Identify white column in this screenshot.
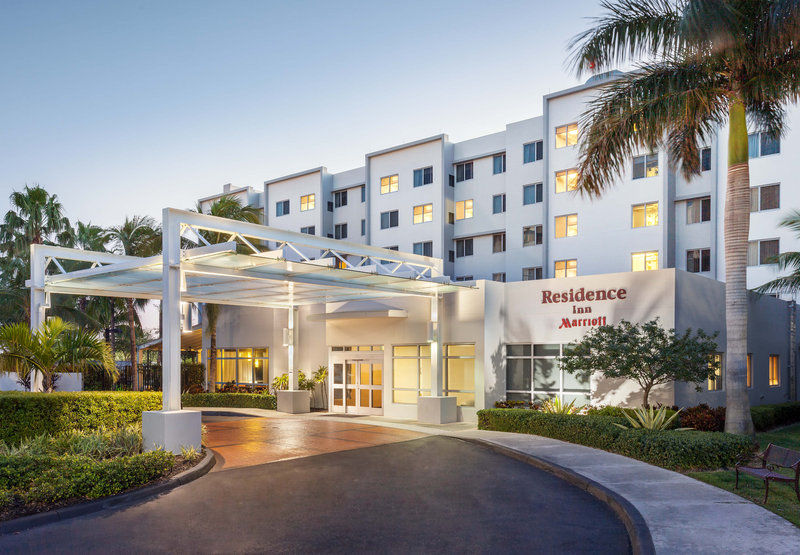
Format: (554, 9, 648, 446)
(288, 306, 298, 390)
(161, 208, 182, 411)
(417, 293, 456, 424)
(29, 244, 47, 392)
(430, 294, 443, 396)
(276, 305, 309, 413)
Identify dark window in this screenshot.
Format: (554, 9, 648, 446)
(454, 275, 473, 282)
(687, 248, 711, 273)
(413, 241, 433, 257)
(448, 250, 455, 263)
(760, 239, 779, 264)
(492, 272, 506, 282)
(752, 184, 780, 212)
(380, 210, 399, 229)
(761, 133, 781, 156)
(449, 174, 455, 187)
(361, 185, 366, 202)
(492, 232, 506, 253)
(523, 141, 543, 163)
(414, 166, 434, 187)
(456, 238, 473, 257)
(456, 162, 473, 182)
(493, 194, 506, 214)
(334, 223, 347, 239)
(522, 267, 543, 281)
(493, 154, 506, 174)
(701, 147, 711, 171)
(523, 183, 543, 205)
(300, 225, 315, 235)
(448, 212, 454, 224)
(687, 197, 711, 224)
(523, 225, 543, 246)
(633, 153, 658, 179)
(361, 219, 366, 236)
(327, 201, 334, 212)
(276, 199, 290, 217)
(334, 190, 348, 208)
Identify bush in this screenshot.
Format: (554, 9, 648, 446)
(180, 392, 277, 410)
(477, 409, 754, 470)
(751, 402, 800, 431)
(679, 404, 726, 432)
(0, 392, 162, 447)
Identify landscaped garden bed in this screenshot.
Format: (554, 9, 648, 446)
(181, 392, 277, 410)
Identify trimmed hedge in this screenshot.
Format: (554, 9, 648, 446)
(477, 409, 755, 471)
(0, 392, 162, 446)
(180, 392, 277, 410)
(750, 402, 800, 431)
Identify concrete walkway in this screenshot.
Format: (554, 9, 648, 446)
(196, 408, 800, 554)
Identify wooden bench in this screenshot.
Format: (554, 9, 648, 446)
(735, 443, 800, 504)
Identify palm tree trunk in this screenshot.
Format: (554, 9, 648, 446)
(724, 98, 754, 436)
(209, 328, 217, 393)
(126, 298, 139, 391)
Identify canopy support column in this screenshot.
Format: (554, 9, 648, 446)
(277, 305, 310, 413)
(29, 244, 47, 392)
(417, 294, 457, 424)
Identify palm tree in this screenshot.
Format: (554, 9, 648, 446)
(756, 210, 800, 295)
(569, 1, 800, 435)
(107, 216, 161, 390)
(0, 317, 116, 392)
(193, 195, 262, 391)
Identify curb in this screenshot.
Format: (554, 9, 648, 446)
(0, 449, 216, 536)
(458, 437, 655, 555)
(197, 409, 265, 418)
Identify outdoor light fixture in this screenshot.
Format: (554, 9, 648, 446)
(282, 328, 293, 347)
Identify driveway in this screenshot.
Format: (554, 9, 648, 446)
(1, 417, 631, 554)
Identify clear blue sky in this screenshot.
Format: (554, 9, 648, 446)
(0, 0, 604, 227)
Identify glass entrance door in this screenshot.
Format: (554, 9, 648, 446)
(331, 359, 383, 415)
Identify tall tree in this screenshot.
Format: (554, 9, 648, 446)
(568, 0, 800, 435)
(107, 216, 161, 390)
(193, 195, 262, 391)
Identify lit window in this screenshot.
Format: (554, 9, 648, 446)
(554, 259, 577, 278)
(555, 123, 578, 148)
(212, 347, 269, 385)
(522, 267, 542, 281)
(455, 199, 473, 220)
(686, 248, 711, 273)
(300, 194, 315, 211)
(708, 354, 723, 391)
(334, 223, 347, 239)
(523, 141, 543, 163)
(632, 153, 659, 179)
(493, 194, 506, 214)
(456, 238, 473, 257)
(413, 203, 433, 224)
(414, 166, 433, 187)
(380, 174, 399, 194)
(523, 225, 543, 247)
(523, 183, 543, 205)
(492, 233, 506, 253)
(555, 169, 579, 193)
(334, 190, 347, 207)
(769, 355, 780, 386)
(631, 251, 659, 272)
(632, 202, 659, 228)
(493, 154, 506, 174)
(747, 239, 779, 266)
(555, 214, 577, 238)
(413, 241, 433, 257)
(392, 344, 431, 404)
(746, 353, 752, 388)
(455, 162, 473, 182)
(687, 197, 711, 224)
(444, 344, 476, 406)
(750, 184, 780, 212)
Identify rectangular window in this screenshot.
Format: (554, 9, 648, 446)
(523, 224, 543, 247)
(380, 174, 399, 194)
(444, 344, 475, 406)
(493, 154, 506, 174)
(413, 241, 433, 257)
(748, 239, 779, 266)
(686, 248, 711, 273)
(454, 275, 473, 282)
(554, 259, 577, 278)
(334, 190, 348, 208)
(327, 201, 334, 212)
(522, 267, 542, 281)
(212, 347, 269, 385)
(455, 199, 473, 220)
(414, 166, 434, 187)
(380, 210, 399, 229)
(555, 169, 578, 193)
(492, 194, 506, 214)
(456, 238, 473, 258)
(448, 212, 454, 224)
(708, 353, 723, 391)
(361, 185, 366, 202)
(769, 355, 780, 386)
(455, 161, 473, 182)
(505, 343, 590, 405)
(555, 214, 578, 238)
(631, 251, 659, 272)
(300, 194, 315, 211)
(686, 197, 711, 224)
(523, 183, 543, 205)
(361, 219, 366, 236)
(632, 202, 659, 228)
(701, 147, 711, 171)
(492, 232, 506, 253)
(276, 199, 290, 217)
(523, 141, 544, 163)
(334, 223, 348, 240)
(413, 203, 433, 224)
(632, 153, 659, 179)
(749, 132, 781, 158)
(448, 250, 455, 263)
(392, 344, 431, 404)
(449, 174, 455, 187)
(492, 272, 506, 282)
(747, 353, 752, 389)
(555, 123, 578, 148)
(300, 225, 315, 236)
(751, 184, 780, 212)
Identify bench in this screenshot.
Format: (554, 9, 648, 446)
(735, 443, 800, 504)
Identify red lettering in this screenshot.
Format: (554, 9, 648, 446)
(607, 289, 617, 300)
(586, 291, 595, 301)
(542, 291, 552, 303)
(559, 318, 572, 329)
(618, 288, 627, 300)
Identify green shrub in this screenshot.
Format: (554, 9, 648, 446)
(751, 402, 800, 431)
(477, 409, 754, 470)
(180, 392, 277, 410)
(0, 426, 142, 459)
(0, 392, 162, 447)
(679, 404, 726, 432)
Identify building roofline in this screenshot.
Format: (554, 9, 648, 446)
(453, 148, 506, 165)
(366, 134, 448, 159)
(331, 182, 366, 193)
(543, 72, 626, 102)
(197, 186, 255, 204)
(264, 166, 326, 186)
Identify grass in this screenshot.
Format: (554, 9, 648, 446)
(689, 423, 800, 527)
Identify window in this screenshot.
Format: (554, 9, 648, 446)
(414, 166, 433, 187)
(523, 183, 543, 205)
(492, 272, 506, 282)
(454, 275, 473, 282)
(334, 190, 348, 208)
(708, 353, 723, 391)
(445, 344, 475, 406)
(523, 225, 543, 246)
(747, 239, 779, 266)
(327, 201, 334, 212)
(555, 169, 578, 193)
(631, 251, 659, 272)
(361, 185, 366, 202)
(769, 355, 780, 386)
(392, 344, 431, 404)
(523, 141, 543, 163)
(750, 184, 780, 212)
(449, 174, 455, 187)
(276, 199, 290, 217)
(555, 123, 578, 148)
(455, 199, 473, 220)
(456, 238, 473, 257)
(505, 343, 590, 405)
(334, 223, 347, 240)
(633, 153, 659, 179)
(686, 197, 711, 224)
(749, 132, 781, 158)
(300, 194, 315, 211)
(455, 161, 473, 182)
(413, 203, 433, 224)
(747, 353, 752, 389)
(555, 214, 578, 238)
(413, 241, 433, 257)
(555, 259, 577, 278)
(380, 210, 399, 229)
(686, 248, 711, 273)
(492, 232, 506, 253)
(361, 219, 366, 236)
(448, 250, 455, 262)
(701, 147, 711, 171)
(300, 225, 315, 236)
(212, 347, 269, 385)
(493, 154, 506, 174)
(492, 194, 506, 214)
(522, 267, 542, 281)
(632, 202, 659, 228)
(380, 174, 399, 194)
(448, 212, 454, 224)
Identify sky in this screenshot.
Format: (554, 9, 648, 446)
(0, 0, 605, 227)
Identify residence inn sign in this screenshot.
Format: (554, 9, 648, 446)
(540, 286, 628, 329)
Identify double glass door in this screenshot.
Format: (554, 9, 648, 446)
(332, 360, 383, 415)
